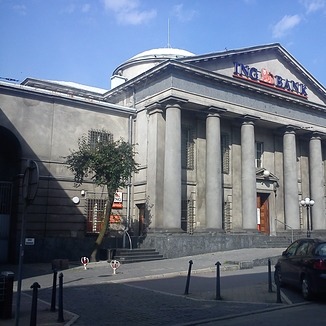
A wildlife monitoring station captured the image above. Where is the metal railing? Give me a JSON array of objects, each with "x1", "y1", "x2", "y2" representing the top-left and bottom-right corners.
[
  {"x1": 124, "y1": 229, "x2": 133, "y2": 250},
  {"x1": 275, "y1": 219, "x2": 294, "y2": 243}
]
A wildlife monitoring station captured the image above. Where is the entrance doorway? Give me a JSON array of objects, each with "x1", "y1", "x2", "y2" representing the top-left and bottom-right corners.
[
  {"x1": 0, "y1": 182, "x2": 12, "y2": 262},
  {"x1": 257, "y1": 193, "x2": 270, "y2": 235}
]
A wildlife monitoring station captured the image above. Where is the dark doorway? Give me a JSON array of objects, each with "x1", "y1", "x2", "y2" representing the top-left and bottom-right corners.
[{"x1": 0, "y1": 127, "x2": 22, "y2": 262}]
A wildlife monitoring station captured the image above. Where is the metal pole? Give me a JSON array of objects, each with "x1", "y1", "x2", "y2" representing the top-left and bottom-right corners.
[
  {"x1": 268, "y1": 259, "x2": 272, "y2": 293},
  {"x1": 30, "y1": 282, "x2": 40, "y2": 326},
  {"x1": 307, "y1": 206, "x2": 310, "y2": 238},
  {"x1": 184, "y1": 260, "x2": 193, "y2": 295},
  {"x1": 57, "y1": 273, "x2": 64, "y2": 322},
  {"x1": 15, "y1": 200, "x2": 28, "y2": 326},
  {"x1": 51, "y1": 269, "x2": 57, "y2": 311},
  {"x1": 215, "y1": 261, "x2": 221, "y2": 300},
  {"x1": 276, "y1": 273, "x2": 282, "y2": 303}
]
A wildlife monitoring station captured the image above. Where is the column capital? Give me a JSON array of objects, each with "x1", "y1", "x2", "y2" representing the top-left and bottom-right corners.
[
  {"x1": 146, "y1": 102, "x2": 163, "y2": 115},
  {"x1": 309, "y1": 131, "x2": 325, "y2": 140},
  {"x1": 281, "y1": 125, "x2": 299, "y2": 134},
  {"x1": 158, "y1": 95, "x2": 188, "y2": 107},
  {"x1": 207, "y1": 106, "x2": 226, "y2": 117},
  {"x1": 241, "y1": 114, "x2": 260, "y2": 125}
]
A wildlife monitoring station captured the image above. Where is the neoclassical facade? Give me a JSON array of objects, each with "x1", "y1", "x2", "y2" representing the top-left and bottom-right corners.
[{"x1": 1, "y1": 43, "x2": 326, "y2": 263}]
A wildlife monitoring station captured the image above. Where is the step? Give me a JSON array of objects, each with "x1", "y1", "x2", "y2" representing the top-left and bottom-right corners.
[
  {"x1": 114, "y1": 256, "x2": 165, "y2": 264},
  {"x1": 113, "y1": 248, "x2": 164, "y2": 264}
]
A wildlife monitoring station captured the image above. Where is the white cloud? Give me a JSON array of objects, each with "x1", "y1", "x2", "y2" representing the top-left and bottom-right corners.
[
  {"x1": 272, "y1": 14, "x2": 301, "y2": 38},
  {"x1": 102, "y1": 0, "x2": 156, "y2": 25},
  {"x1": 13, "y1": 5, "x2": 27, "y2": 15},
  {"x1": 300, "y1": 0, "x2": 326, "y2": 14},
  {"x1": 172, "y1": 4, "x2": 197, "y2": 22}
]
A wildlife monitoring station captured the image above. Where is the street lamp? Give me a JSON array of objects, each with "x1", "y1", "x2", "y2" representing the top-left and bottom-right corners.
[{"x1": 300, "y1": 197, "x2": 314, "y2": 238}]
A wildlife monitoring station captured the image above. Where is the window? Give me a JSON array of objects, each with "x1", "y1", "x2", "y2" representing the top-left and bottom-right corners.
[
  {"x1": 255, "y1": 141, "x2": 264, "y2": 168},
  {"x1": 285, "y1": 241, "x2": 300, "y2": 257},
  {"x1": 85, "y1": 198, "x2": 107, "y2": 233},
  {"x1": 181, "y1": 125, "x2": 194, "y2": 170},
  {"x1": 181, "y1": 198, "x2": 195, "y2": 234},
  {"x1": 221, "y1": 133, "x2": 230, "y2": 174},
  {"x1": 88, "y1": 129, "x2": 113, "y2": 152}
]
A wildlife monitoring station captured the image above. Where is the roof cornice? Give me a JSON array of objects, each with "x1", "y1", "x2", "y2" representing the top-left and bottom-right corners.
[
  {"x1": 104, "y1": 59, "x2": 326, "y2": 113},
  {"x1": 0, "y1": 81, "x2": 136, "y2": 115}
]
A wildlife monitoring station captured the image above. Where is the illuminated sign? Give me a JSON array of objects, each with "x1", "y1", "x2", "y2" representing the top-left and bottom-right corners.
[{"x1": 233, "y1": 62, "x2": 308, "y2": 98}]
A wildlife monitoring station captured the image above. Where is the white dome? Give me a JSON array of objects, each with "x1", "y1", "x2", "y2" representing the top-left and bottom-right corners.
[
  {"x1": 128, "y1": 48, "x2": 195, "y2": 61},
  {"x1": 111, "y1": 47, "x2": 195, "y2": 88}
]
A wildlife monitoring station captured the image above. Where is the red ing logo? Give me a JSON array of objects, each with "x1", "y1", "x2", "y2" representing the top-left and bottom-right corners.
[{"x1": 233, "y1": 62, "x2": 308, "y2": 98}]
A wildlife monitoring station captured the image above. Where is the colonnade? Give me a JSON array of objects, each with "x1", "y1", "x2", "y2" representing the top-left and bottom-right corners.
[{"x1": 146, "y1": 100, "x2": 326, "y2": 232}]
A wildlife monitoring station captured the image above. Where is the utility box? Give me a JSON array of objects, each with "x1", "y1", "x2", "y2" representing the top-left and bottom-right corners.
[{"x1": 0, "y1": 271, "x2": 14, "y2": 319}]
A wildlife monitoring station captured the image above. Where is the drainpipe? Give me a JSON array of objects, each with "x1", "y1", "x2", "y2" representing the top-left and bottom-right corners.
[{"x1": 123, "y1": 89, "x2": 136, "y2": 248}]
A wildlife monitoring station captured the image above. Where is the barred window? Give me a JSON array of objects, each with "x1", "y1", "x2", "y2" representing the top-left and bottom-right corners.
[
  {"x1": 181, "y1": 198, "x2": 195, "y2": 234},
  {"x1": 88, "y1": 129, "x2": 113, "y2": 152},
  {"x1": 181, "y1": 125, "x2": 195, "y2": 170},
  {"x1": 85, "y1": 198, "x2": 107, "y2": 233},
  {"x1": 221, "y1": 133, "x2": 230, "y2": 174}
]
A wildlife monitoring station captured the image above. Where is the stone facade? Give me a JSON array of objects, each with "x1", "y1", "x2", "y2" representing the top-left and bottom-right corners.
[{"x1": 1, "y1": 43, "x2": 326, "y2": 263}]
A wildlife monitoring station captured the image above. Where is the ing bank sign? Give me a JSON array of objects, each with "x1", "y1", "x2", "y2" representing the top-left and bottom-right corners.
[{"x1": 233, "y1": 62, "x2": 308, "y2": 99}]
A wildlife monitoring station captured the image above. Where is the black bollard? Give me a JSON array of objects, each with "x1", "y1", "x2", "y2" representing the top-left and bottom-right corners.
[
  {"x1": 275, "y1": 271, "x2": 282, "y2": 303},
  {"x1": 184, "y1": 260, "x2": 193, "y2": 295},
  {"x1": 215, "y1": 261, "x2": 221, "y2": 300},
  {"x1": 268, "y1": 259, "x2": 273, "y2": 293},
  {"x1": 57, "y1": 273, "x2": 64, "y2": 322},
  {"x1": 51, "y1": 269, "x2": 57, "y2": 311},
  {"x1": 30, "y1": 282, "x2": 41, "y2": 326}
]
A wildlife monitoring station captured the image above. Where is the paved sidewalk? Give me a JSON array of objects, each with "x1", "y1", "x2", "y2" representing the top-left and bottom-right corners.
[{"x1": 0, "y1": 247, "x2": 288, "y2": 325}]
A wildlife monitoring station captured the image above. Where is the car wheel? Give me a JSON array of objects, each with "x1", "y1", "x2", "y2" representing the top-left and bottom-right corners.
[
  {"x1": 274, "y1": 268, "x2": 284, "y2": 287},
  {"x1": 301, "y1": 276, "x2": 314, "y2": 301}
]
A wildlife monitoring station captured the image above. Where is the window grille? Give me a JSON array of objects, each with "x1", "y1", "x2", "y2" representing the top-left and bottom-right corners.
[
  {"x1": 221, "y1": 133, "x2": 230, "y2": 174},
  {"x1": 181, "y1": 198, "x2": 195, "y2": 234},
  {"x1": 85, "y1": 198, "x2": 107, "y2": 233},
  {"x1": 88, "y1": 129, "x2": 113, "y2": 152},
  {"x1": 181, "y1": 125, "x2": 195, "y2": 170},
  {"x1": 224, "y1": 201, "x2": 232, "y2": 232}
]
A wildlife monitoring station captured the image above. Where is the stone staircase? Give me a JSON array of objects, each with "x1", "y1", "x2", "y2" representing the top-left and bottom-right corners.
[{"x1": 113, "y1": 248, "x2": 164, "y2": 264}]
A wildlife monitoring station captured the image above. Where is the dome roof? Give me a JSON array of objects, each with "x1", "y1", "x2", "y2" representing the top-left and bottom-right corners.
[
  {"x1": 127, "y1": 47, "x2": 195, "y2": 62},
  {"x1": 111, "y1": 47, "x2": 195, "y2": 89}
]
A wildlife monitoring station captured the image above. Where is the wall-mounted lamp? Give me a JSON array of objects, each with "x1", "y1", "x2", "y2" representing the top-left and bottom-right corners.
[
  {"x1": 263, "y1": 170, "x2": 270, "y2": 178},
  {"x1": 72, "y1": 196, "x2": 80, "y2": 204},
  {"x1": 81, "y1": 190, "x2": 86, "y2": 196}
]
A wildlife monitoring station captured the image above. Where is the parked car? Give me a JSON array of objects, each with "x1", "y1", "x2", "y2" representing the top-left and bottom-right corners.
[{"x1": 274, "y1": 238, "x2": 326, "y2": 300}]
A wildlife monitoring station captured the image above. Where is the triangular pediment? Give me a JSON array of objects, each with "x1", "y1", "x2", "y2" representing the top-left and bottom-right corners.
[
  {"x1": 256, "y1": 168, "x2": 279, "y2": 181},
  {"x1": 180, "y1": 43, "x2": 326, "y2": 106}
]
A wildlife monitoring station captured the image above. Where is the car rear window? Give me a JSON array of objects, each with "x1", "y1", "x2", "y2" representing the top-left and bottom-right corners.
[{"x1": 315, "y1": 243, "x2": 326, "y2": 256}]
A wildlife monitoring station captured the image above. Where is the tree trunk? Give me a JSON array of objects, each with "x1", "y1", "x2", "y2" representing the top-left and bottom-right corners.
[{"x1": 90, "y1": 191, "x2": 114, "y2": 262}]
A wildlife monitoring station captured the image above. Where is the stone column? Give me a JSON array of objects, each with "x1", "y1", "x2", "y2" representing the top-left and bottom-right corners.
[
  {"x1": 283, "y1": 127, "x2": 300, "y2": 229},
  {"x1": 309, "y1": 134, "x2": 326, "y2": 230},
  {"x1": 146, "y1": 103, "x2": 165, "y2": 229},
  {"x1": 206, "y1": 108, "x2": 223, "y2": 229},
  {"x1": 163, "y1": 103, "x2": 182, "y2": 230},
  {"x1": 241, "y1": 119, "x2": 257, "y2": 230}
]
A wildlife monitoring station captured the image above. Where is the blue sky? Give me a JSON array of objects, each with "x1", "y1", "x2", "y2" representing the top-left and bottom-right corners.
[{"x1": 1, "y1": 0, "x2": 326, "y2": 90}]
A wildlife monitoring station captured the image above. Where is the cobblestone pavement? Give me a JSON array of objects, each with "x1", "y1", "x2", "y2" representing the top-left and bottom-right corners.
[{"x1": 1, "y1": 248, "x2": 293, "y2": 325}]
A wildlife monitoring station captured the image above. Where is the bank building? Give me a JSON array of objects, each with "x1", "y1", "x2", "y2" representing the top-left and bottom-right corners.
[{"x1": 1, "y1": 43, "x2": 326, "y2": 263}]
